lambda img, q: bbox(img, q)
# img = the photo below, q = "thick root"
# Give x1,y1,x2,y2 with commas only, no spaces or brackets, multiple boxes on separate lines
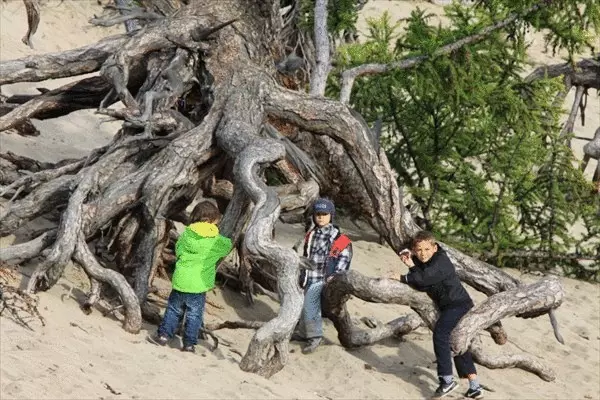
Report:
450,276,564,355
471,337,556,381
73,237,141,333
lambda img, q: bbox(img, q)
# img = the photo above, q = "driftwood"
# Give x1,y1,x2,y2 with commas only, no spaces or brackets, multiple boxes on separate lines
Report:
0,0,568,379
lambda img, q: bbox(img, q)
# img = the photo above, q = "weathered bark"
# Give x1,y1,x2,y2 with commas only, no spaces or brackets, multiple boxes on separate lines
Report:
323,271,438,339
0,35,129,85
323,270,559,378
450,276,564,356
21,0,40,49
81,277,102,315
215,72,304,377
73,236,141,333
25,144,142,292
0,76,141,132
560,86,586,145
0,230,56,263
582,127,600,182
90,2,160,30
471,337,556,381
323,270,506,346
205,319,265,331
309,0,329,96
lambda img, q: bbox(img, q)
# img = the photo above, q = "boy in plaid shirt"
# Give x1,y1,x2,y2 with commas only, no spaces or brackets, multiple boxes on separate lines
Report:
295,198,352,354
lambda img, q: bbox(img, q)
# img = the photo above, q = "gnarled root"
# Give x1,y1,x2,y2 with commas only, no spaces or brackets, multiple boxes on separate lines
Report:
216,79,304,378
471,337,556,381
450,275,564,356
73,236,141,333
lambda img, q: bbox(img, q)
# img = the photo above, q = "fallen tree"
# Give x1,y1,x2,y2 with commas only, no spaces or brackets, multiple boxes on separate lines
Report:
0,0,567,378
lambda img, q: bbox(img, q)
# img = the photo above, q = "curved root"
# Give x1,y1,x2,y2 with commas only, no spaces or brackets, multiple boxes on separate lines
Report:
471,337,556,381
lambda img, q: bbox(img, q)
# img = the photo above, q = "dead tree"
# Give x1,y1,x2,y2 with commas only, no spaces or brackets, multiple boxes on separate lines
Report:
582,127,600,183
0,0,567,378
526,56,600,182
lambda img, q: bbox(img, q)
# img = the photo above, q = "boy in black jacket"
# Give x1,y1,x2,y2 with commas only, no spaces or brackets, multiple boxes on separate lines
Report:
398,231,483,399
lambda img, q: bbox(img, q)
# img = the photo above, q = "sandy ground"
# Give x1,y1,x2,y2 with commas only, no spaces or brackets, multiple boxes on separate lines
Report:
1,1,600,400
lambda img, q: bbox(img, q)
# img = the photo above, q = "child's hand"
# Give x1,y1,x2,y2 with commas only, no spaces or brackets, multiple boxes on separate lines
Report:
398,249,414,267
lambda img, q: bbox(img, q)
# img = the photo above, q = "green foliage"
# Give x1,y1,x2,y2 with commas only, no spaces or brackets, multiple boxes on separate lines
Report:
298,0,359,36
328,3,600,280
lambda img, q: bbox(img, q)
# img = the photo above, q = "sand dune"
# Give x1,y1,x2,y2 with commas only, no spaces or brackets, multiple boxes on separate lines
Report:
1,1,599,400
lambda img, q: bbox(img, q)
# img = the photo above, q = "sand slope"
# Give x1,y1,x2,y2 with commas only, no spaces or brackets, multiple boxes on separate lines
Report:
1,1,599,400
2,232,599,400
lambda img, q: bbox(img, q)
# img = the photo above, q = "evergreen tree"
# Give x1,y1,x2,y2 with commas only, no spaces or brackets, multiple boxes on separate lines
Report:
327,3,600,279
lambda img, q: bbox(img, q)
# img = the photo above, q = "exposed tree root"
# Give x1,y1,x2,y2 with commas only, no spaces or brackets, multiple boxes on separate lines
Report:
73,236,141,333
21,0,40,49
0,77,114,132
215,75,304,378
0,229,56,263
205,319,265,331
471,337,556,381
450,276,564,356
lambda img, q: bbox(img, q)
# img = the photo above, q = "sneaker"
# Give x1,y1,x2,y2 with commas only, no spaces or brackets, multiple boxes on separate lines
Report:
148,334,169,346
182,345,196,353
431,379,458,399
301,338,322,354
464,387,484,399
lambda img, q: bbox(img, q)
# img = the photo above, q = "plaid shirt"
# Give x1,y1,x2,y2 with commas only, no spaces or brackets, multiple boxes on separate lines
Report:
304,224,352,286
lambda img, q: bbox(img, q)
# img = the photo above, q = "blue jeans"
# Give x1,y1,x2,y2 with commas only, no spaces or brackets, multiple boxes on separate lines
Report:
297,281,325,339
158,289,206,346
433,304,477,378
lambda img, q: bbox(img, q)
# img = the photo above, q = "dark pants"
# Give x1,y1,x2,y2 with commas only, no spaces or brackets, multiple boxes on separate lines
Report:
158,289,206,346
433,304,477,378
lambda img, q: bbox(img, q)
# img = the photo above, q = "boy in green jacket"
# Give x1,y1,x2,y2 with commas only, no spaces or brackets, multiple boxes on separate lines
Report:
151,201,232,353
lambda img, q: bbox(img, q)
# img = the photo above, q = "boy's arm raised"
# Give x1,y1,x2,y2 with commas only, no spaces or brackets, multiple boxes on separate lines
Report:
402,253,453,287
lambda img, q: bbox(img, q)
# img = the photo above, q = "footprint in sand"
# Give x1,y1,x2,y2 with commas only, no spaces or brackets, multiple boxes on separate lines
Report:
2,381,23,396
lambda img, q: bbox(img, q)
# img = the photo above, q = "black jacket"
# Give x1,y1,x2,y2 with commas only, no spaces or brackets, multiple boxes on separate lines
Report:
404,246,473,310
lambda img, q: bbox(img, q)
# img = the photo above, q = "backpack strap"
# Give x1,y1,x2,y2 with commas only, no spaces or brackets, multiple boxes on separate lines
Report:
302,229,314,257
329,234,351,257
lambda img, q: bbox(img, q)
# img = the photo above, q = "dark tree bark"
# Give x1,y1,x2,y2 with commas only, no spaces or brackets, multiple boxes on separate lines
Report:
0,0,566,378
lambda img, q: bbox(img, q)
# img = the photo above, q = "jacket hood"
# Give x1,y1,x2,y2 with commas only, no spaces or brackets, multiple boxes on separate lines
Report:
188,222,219,238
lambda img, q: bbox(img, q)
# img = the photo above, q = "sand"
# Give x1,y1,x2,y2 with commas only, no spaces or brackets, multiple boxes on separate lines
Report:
1,1,599,399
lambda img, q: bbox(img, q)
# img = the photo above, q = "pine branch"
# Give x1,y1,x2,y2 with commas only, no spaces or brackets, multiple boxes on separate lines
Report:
525,56,600,89
483,250,600,262
339,2,546,103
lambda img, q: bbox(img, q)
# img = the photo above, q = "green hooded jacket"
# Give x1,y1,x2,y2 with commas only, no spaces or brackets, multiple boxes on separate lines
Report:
172,222,233,293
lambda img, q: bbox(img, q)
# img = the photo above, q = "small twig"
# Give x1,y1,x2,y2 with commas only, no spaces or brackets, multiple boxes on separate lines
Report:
229,348,244,358
102,382,121,395
206,299,224,310
0,283,45,330
69,321,89,334
199,328,219,351
102,304,123,317
7,185,24,204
